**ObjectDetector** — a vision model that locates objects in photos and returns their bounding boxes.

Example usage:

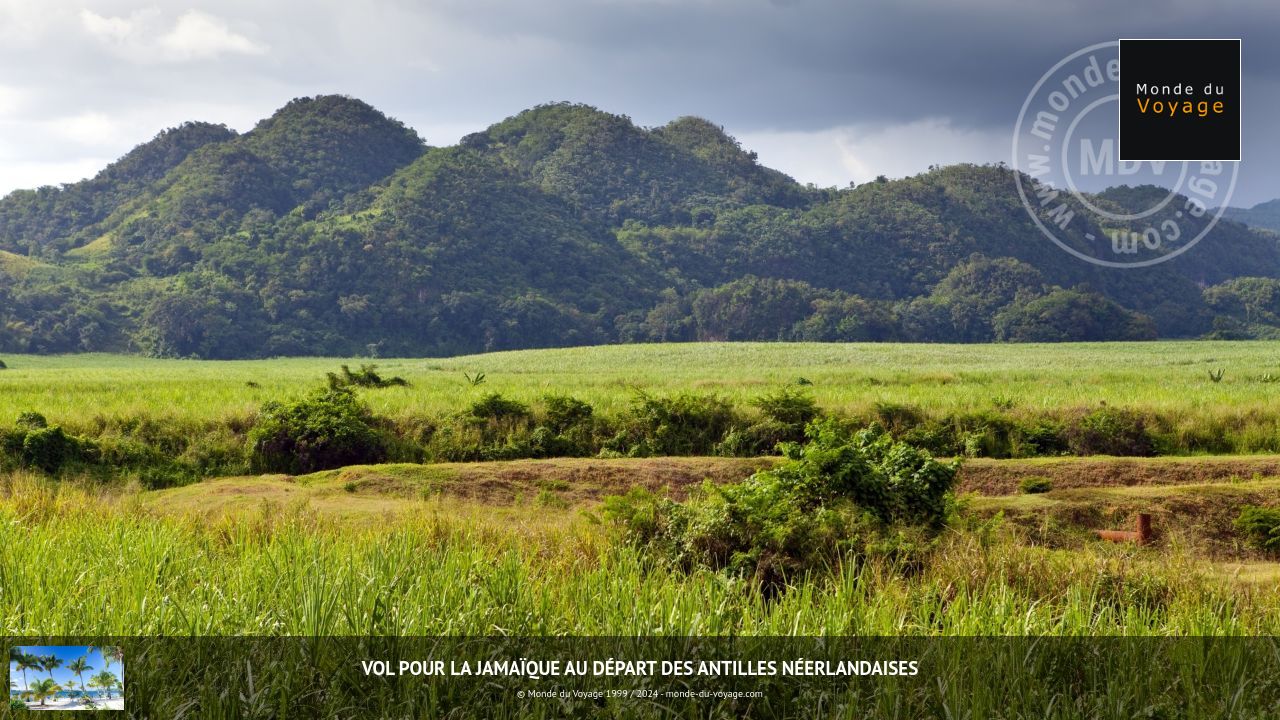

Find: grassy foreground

[3,469,1278,637]
[2,344,1278,641]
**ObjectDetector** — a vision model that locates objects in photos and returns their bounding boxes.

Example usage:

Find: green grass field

[3,469,1278,637]
[3,341,1280,426]
[2,343,1279,644]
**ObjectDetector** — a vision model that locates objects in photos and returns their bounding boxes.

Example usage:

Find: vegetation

[248,389,393,474]
[88,672,119,700]
[25,678,61,707]
[2,470,1278,638]
[605,420,958,591]
[5,98,1280,357]
[1018,476,1053,494]
[66,656,92,698]
[7,343,1280,486]
[326,364,408,390]
[1234,506,1280,555]
[1223,198,1280,233]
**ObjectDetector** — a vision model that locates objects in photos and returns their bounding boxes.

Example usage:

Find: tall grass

[6,343,1280,467]
[2,474,1275,637]
[2,341,1280,424]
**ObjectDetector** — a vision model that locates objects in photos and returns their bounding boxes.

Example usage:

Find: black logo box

[1119,38,1241,162]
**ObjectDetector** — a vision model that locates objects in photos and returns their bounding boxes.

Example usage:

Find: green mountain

[1222,199,1280,234]
[2,96,1279,357]
[0,121,236,255]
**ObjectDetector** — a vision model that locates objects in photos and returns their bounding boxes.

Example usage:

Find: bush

[872,402,924,434]
[16,411,47,430]
[468,393,531,422]
[752,387,819,427]
[542,395,593,433]
[952,411,1018,458]
[22,426,76,473]
[1234,506,1280,555]
[607,392,740,457]
[4,413,97,474]
[1064,406,1155,456]
[604,420,959,592]
[718,387,822,455]
[1019,476,1053,494]
[1017,418,1068,456]
[716,419,796,457]
[249,389,390,474]
[326,364,408,390]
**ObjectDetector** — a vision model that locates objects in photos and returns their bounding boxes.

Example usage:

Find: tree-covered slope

[2,96,1279,357]
[179,147,664,357]
[1222,199,1280,234]
[465,103,815,225]
[0,122,237,255]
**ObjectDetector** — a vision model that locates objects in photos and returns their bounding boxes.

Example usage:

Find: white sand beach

[23,696,124,711]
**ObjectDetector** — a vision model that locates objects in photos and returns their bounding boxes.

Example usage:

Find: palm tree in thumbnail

[67,656,93,698]
[28,678,61,707]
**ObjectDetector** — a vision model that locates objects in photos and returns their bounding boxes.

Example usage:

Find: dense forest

[2,95,1280,358]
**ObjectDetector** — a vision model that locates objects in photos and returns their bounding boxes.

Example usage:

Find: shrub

[2,414,98,475]
[900,421,960,456]
[1234,506,1280,555]
[249,389,389,474]
[468,393,531,422]
[536,488,570,509]
[952,411,1018,458]
[1019,476,1053,494]
[422,394,539,462]
[872,401,925,434]
[752,387,819,427]
[718,387,822,455]
[542,395,594,434]
[326,364,408,390]
[604,420,959,592]
[608,392,739,457]
[1064,406,1155,456]
[16,411,47,430]
[509,425,574,459]
[0,427,23,464]
[1017,418,1068,456]
[716,419,796,457]
[21,425,94,474]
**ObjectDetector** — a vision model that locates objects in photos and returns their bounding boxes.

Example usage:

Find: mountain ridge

[1222,198,1280,234]
[1,95,1278,357]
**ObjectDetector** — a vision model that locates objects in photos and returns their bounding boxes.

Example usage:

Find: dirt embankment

[321,456,780,505]
[416,454,1280,501]
[957,456,1280,495]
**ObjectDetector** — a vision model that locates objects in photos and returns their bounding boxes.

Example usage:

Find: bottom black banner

[5,636,1279,718]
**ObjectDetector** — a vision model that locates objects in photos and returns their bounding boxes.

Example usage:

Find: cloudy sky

[1,0,1277,205]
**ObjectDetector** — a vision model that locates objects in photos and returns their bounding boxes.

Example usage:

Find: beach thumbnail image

[8,646,123,711]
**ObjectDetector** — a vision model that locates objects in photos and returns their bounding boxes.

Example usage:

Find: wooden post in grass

[1135,513,1152,545]
[1098,513,1153,546]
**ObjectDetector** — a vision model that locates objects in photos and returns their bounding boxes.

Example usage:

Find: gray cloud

[0,0,1275,204]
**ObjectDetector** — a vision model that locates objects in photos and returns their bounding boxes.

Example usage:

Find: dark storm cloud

[0,0,1276,203]
[406,0,1280,130]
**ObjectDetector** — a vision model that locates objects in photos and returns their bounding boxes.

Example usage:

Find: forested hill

[1223,199,1280,234]
[2,95,1280,358]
